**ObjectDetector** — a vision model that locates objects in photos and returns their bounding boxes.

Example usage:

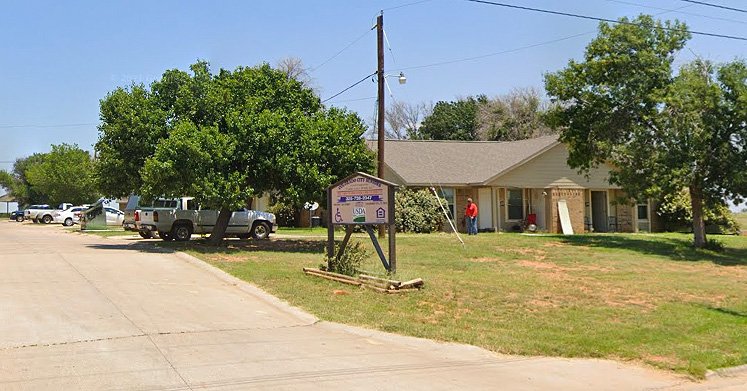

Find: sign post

[327,172,398,273]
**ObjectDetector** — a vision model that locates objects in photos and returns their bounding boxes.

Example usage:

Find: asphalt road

[0,221,744,390]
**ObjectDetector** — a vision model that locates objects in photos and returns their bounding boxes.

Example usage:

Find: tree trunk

[689,186,707,248]
[208,208,232,246]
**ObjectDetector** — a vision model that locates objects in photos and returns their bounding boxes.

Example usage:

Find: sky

[1,0,746,174]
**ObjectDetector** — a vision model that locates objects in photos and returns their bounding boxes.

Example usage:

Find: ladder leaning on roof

[430,187,465,248]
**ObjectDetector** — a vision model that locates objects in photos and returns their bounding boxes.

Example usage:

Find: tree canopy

[476,88,555,141]
[413,91,554,141]
[96,61,374,243]
[1,147,97,207]
[25,144,98,206]
[0,153,48,206]
[415,96,486,140]
[545,14,747,247]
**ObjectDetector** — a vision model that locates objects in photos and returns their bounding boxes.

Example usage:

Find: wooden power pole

[376,11,386,238]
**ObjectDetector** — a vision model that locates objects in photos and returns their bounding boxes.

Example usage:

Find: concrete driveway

[0,221,744,390]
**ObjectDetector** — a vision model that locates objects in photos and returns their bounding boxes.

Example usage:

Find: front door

[591,191,608,232]
[477,188,493,231]
[530,189,546,230]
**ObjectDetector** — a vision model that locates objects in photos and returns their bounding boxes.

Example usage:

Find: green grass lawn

[77,227,139,237]
[165,232,747,377]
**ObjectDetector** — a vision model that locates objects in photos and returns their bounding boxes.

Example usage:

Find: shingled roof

[367,135,559,186]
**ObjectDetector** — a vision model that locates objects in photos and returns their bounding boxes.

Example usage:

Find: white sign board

[330,174,392,225]
[557,199,574,235]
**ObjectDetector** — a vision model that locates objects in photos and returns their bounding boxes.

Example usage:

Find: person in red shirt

[465,197,478,235]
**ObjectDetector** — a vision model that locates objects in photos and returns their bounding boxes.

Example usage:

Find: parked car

[104,207,125,226]
[9,209,25,222]
[52,205,90,226]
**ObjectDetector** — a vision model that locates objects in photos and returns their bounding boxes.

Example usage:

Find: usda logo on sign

[353,207,366,223]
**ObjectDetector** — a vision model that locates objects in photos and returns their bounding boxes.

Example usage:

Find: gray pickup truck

[136,197,277,241]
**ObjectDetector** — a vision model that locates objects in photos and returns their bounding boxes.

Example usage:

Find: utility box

[81,200,107,230]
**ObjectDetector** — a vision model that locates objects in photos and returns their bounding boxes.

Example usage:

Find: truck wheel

[63,218,73,227]
[172,224,192,242]
[42,215,53,224]
[251,222,271,240]
[16,215,24,222]
[139,231,153,239]
[160,232,174,242]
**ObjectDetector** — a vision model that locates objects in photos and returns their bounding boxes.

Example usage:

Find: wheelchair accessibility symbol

[334,208,343,223]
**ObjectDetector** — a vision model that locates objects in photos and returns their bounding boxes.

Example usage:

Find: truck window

[187,200,199,210]
[153,200,178,208]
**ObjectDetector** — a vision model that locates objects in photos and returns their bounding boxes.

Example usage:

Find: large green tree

[0,153,50,206]
[415,95,486,140]
[545,15,747,247]
[26,144,99,206]
[96,61,374,244]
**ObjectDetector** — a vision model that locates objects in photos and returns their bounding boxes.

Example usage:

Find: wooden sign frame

[327,172,398,273]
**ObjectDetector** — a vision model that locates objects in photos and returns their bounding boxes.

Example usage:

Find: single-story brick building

[368,135,660,234]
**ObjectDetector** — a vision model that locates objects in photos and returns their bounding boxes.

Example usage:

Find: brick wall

[611,190,634,232]
[548,188,585,234]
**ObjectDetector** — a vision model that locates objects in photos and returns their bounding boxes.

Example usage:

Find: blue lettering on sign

[338,195,382,202]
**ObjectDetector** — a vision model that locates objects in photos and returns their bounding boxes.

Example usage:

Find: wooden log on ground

[357,278,393,290]
[303,268,359,282]
[398,278,424,289]
[303,269,362,286]
[358,274,401,288]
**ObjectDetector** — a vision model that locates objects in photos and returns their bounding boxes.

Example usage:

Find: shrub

[268,201,297,227]
[394,187,446,233]
[703,238,725,252]
[656,191,740,234]
[322,241,368,276]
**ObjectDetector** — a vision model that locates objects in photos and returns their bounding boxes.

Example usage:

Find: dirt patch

[518,260,563,271]
[527,298,559,309]
[469,257,502,263]
[643,354,685,368]
[212,254,258,263]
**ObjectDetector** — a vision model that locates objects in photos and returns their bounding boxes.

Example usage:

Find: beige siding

[488,144,617,189]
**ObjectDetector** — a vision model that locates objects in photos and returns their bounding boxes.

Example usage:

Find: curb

[172,251,319,326]
[706,363,747,379]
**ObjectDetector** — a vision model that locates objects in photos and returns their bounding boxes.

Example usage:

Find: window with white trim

[438,188,455,219]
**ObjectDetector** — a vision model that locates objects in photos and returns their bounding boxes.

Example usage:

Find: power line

[389,2,692,72]
[679,0,747,13]
[310,29,372,73]
[393,31,592,71]
[607,0,747,25]
[328,96,377,103]
[383,0,434,11]
[322,72,376,103]
[0,122,97,129]
[465,0,747,41]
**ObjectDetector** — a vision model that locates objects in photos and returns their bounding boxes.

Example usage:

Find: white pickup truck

[136,197,277,241]
[25,203,73,224]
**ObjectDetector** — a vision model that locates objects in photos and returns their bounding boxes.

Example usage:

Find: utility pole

[376,11,386,238]
[376,11,385,179]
